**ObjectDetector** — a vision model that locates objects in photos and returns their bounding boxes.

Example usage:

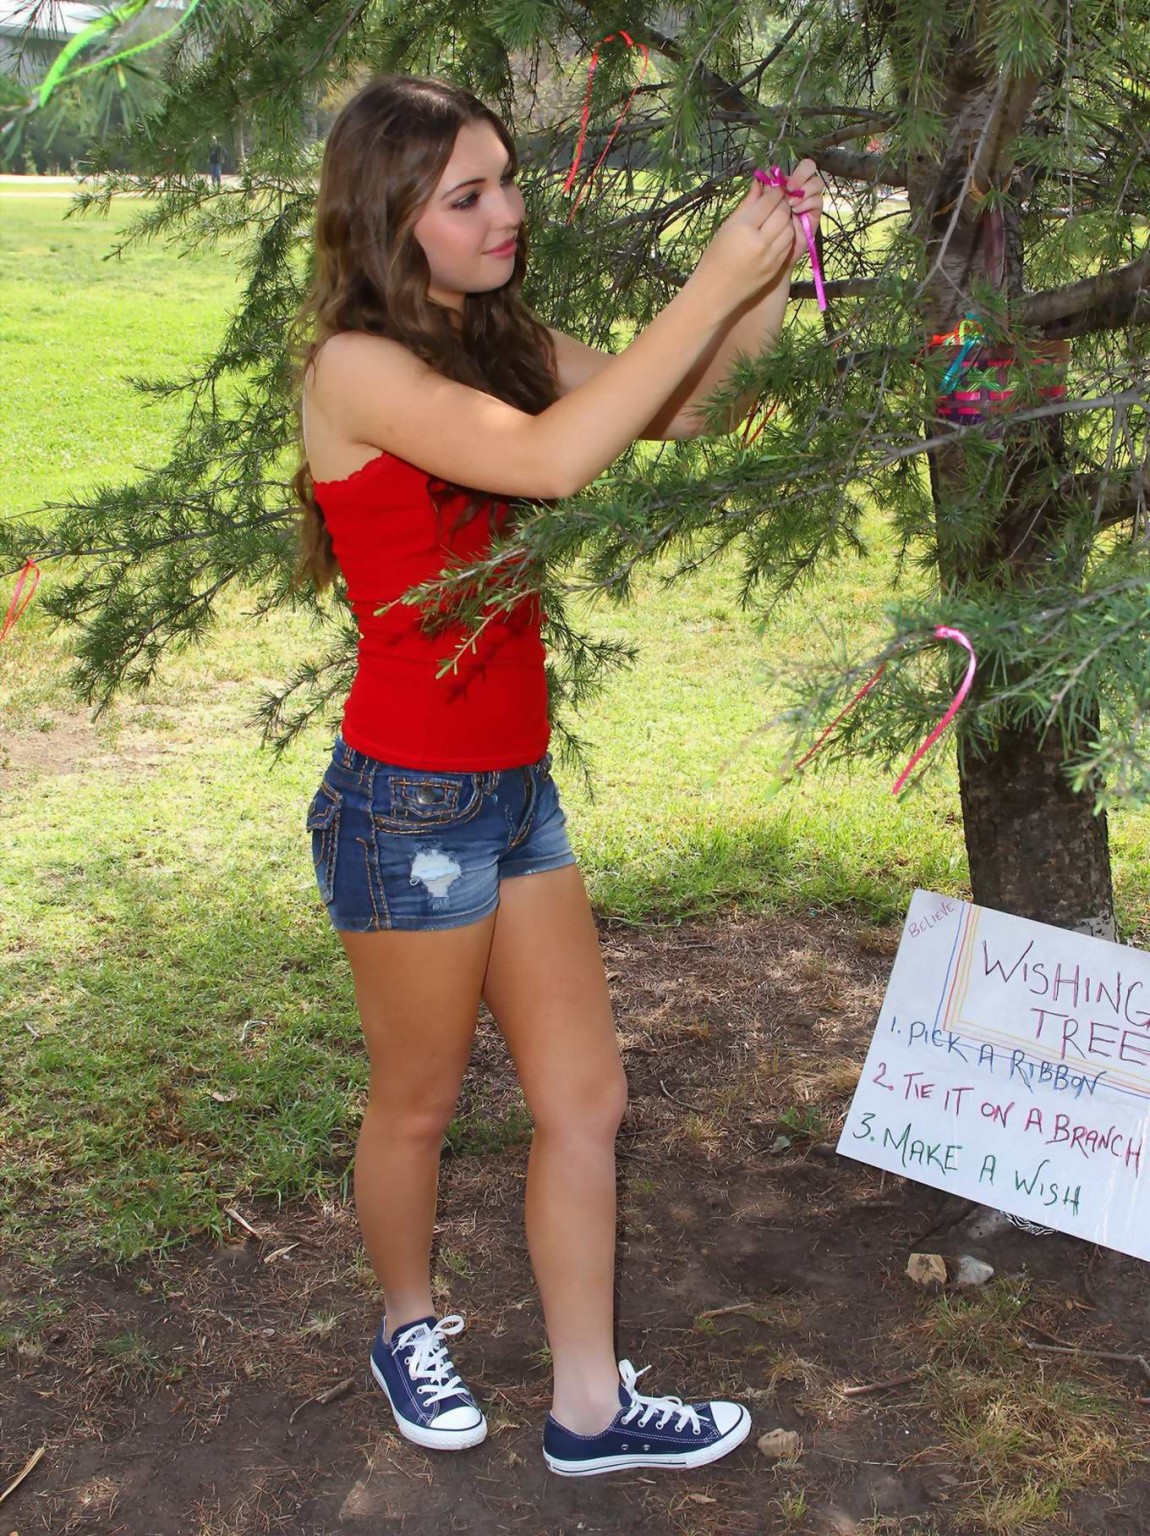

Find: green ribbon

[37,0,206,109]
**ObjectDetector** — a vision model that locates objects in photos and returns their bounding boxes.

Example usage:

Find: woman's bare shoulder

[307,330,414,397]
[303,334,420,478]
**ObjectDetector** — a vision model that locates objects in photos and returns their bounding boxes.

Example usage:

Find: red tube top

[312,449,550,770]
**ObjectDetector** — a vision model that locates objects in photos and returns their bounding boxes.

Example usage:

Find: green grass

[3,182,1150,1262]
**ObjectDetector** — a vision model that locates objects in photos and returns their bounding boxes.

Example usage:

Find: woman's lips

[486,238,517,256]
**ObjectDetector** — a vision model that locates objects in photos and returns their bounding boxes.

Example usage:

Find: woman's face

[412,118,525,315]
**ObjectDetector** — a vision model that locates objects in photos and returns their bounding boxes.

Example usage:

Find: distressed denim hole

[409,848,462,900]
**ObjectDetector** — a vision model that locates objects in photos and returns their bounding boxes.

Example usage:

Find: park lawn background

[3,181,1150,1264]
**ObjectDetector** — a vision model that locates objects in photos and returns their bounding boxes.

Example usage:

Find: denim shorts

[305,735,578,932]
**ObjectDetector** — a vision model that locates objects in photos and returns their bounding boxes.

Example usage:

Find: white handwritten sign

[837,889,1150,1260]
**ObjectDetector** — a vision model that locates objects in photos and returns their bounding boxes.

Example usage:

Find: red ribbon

[1,558,40,643]
[563,31,650,223]
[739,395,779,445]
[793,626,977,795]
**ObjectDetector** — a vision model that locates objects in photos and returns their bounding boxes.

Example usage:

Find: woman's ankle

[550,1368,623,1434]
[549,1393,622,1436]
[382,1299,436,1342]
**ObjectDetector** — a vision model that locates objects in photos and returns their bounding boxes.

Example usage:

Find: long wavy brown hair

[287,73,562,594]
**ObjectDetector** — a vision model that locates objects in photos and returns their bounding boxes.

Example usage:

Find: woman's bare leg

[481,864,628,1434]
[338,917,496,1336]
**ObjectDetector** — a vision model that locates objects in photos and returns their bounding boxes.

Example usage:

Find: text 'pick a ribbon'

[753,165,826,310]
[1,558,41,644]
[793,626,977,795]
[563,31,650,223]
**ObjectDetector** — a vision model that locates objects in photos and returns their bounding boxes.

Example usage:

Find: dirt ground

[4,907,1150,1535]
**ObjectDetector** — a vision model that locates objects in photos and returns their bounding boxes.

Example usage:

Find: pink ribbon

[753,165,826,310]
[794,626,977,795]
[891,627,977,793]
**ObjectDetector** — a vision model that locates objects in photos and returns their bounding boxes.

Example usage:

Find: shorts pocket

[306,780,342,905]
[373,772,484,834]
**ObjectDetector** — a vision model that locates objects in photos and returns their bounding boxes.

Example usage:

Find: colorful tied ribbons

[794,626,977,795]
[938,313,985,393]
[739,396,779,447]
[563,31,650,223]
[926,313,1069,424]
[1,558,41,644]
[753,165,827,311]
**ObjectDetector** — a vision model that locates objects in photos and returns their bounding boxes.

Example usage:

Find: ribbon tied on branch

[2,559,41,645]
[793,626,977,795]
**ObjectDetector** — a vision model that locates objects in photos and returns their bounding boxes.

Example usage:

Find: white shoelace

[1004,1211,1055,1235]
[394,1314,468,1407]
[617,1359,703,1434]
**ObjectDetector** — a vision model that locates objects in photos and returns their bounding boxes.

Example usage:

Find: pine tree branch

[810,122,894,153]
[883,390,1150,474]
[297,0,372,74]
[712,105,895,128]
[807,146,906,187]
[8,508,292,570]
[641,24,758,114]
[600,107,896,159]
[408,393,1150,632]
[729,10,808,94]
[1073,468,1150,531]
[596,169,735,233]
[635,24,907,187]
[641,252,879,304]
[1036,294,1150,342]
[1019,249,1150,338]
[791,276,882,301]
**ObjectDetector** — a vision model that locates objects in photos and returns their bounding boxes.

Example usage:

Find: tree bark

[958,726,1115,937]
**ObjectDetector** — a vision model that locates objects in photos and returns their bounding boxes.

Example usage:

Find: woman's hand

[688,177,798,312]
[784,158,824,269]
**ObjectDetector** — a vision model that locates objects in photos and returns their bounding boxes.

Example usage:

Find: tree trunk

[910,31,1117,935]
[958,726,1115,937]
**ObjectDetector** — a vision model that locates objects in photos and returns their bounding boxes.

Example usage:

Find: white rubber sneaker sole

[543,1404,752,1476]
[369,1357,488,1450]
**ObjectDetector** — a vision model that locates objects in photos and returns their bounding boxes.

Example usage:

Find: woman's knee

[531,1067,628,1141]
[361,1087,460,1147]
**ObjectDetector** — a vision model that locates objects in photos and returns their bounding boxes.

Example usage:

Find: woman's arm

[548,274,790,439]
[549,160,824,440]
[311,176,797,501]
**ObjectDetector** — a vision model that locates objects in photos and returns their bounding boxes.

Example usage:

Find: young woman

[291,73,821,1477]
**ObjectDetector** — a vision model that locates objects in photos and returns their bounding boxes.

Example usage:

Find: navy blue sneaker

[542,1358,751,1476]
[369,1312,487,1450]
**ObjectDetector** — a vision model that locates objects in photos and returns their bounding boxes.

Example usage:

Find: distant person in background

[208,140,224,188]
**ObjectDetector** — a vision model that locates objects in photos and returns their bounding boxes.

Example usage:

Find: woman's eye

[454,174,516,210]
